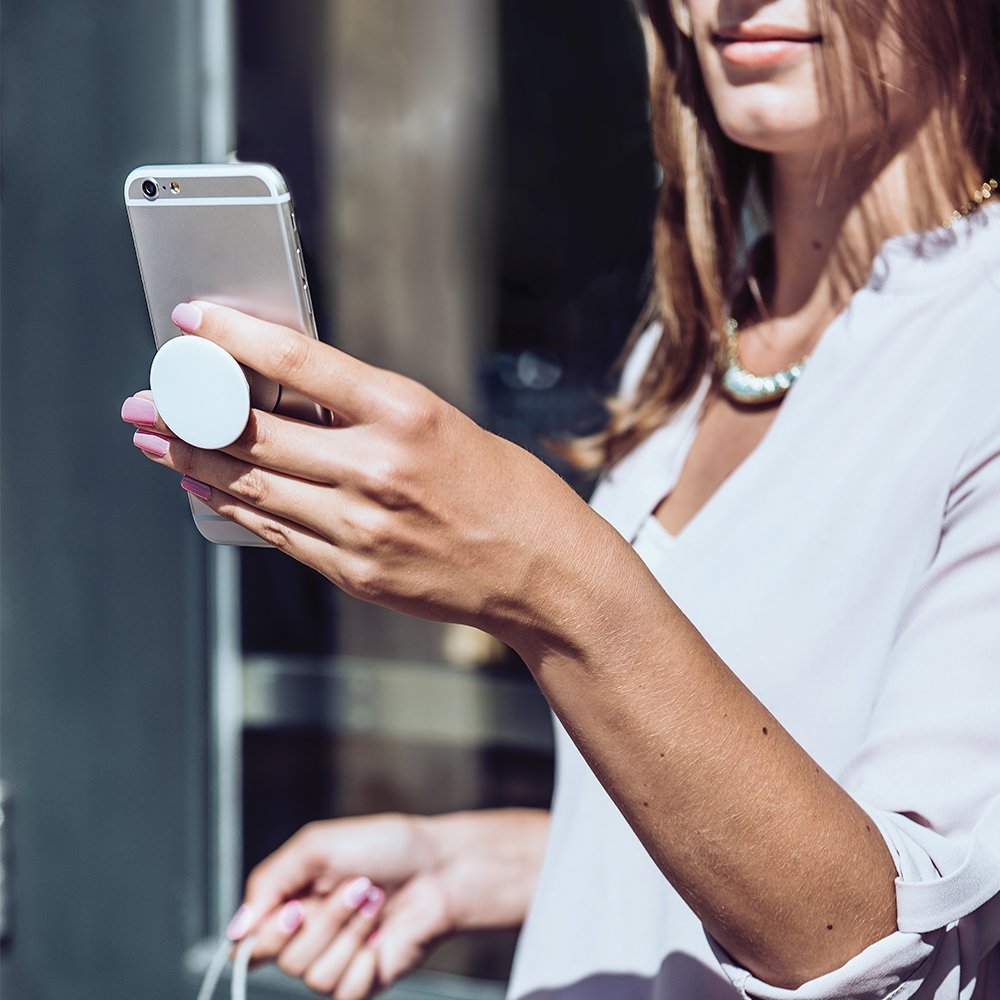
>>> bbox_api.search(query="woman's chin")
[717,110,835,158]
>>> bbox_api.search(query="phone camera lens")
[141,178,159,200]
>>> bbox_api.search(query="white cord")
[231,936,256,1000]
[195,936,257,1000]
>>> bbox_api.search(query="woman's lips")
[713,25,822,68]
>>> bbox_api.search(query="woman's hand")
[230,810,549,999]
[122,301,601,649]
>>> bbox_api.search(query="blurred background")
[0,1,656,997]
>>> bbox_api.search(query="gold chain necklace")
[944,178,998,228]
[717,178,999,406]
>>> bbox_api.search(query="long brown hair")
[570,0,1000,471]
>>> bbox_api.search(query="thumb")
[229,824,332,940]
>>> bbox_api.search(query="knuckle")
[385,381,439,434]
[256,517,295,552]
[238,411,270,456]
[268,333,312,384]
[353,508,395,555]
[171,438,199,474]
[298,820,334,861]
[298,819,323,844]
[357,451,413,512]
[349,559,385,603]
[303,967,335,996]
[277,954,306,979]
[233,467,269,507]
[201,306,236,343]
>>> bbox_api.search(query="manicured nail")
[181,475,212,501]
[121,397,158,425]
[343,876,373,910]
[226,904,254,941]
[279,900,304,934]
[171,302,203,333]
[361,886,385,918]
[133,430,169,458]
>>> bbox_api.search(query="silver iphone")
[125,162,328,546]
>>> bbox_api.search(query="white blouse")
[507,203,1000,1000]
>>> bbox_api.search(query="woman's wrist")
[499,500,663,675]
[415,809,550,934]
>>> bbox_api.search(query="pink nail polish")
[121,397,158,425]
[171,302,203,333]
[343,876,373,910]
[133,430,169,458]
[279,900,304,934]
[181,476,212,501]
[226,904,254,941]
[361,886,385,918]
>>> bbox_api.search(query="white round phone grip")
[149,335,251,449]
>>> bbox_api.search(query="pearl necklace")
[717,178,999,406]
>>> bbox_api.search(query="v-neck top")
[633,511,677,561]
[507,204,1000,1000]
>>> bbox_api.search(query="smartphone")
[125,162,329,546]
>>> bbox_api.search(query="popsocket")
[150,335,251,449]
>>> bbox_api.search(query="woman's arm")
[507,528,898,987]
[125,302,896,988]
[235,809,549,997]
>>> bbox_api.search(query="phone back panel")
[125,163,321,546]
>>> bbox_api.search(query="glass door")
[226,2,656,997]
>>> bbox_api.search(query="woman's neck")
[759,117,981,355]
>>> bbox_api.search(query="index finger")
[171,300,381,423]
[233,824,338,940]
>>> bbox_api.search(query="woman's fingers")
[128,427,357,548]
[247,899,308,964]
[234,822,349,942]
[302,888,384,997]
[278,879,384,984]
[121,392,174,439]
[174,301,383,423]
[246,882,385,1000]
[122,392,375,487]
[334,945,379,1000]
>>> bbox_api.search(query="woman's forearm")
[504,516,897,988]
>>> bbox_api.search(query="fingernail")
[361,886,385,918]
[226,904,254,941]
[343,876,373,910]
[121,397,158,425]
[133,430,169,458]
[367,930,381,947]
[181,475,212,501]
[171,302,203,333]
[279,900,304,934]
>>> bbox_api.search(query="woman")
[122,0,1000,996]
